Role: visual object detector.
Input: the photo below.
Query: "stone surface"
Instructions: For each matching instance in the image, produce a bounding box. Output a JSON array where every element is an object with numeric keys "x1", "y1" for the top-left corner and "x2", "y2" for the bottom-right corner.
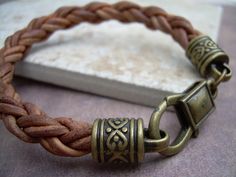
[{"x1": 0, "y1": 0, "x2": 223, "y2": 106}]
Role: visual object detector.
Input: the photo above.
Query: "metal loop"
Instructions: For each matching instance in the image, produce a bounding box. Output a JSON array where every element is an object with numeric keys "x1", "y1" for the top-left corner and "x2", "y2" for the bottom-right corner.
[
  {"x1": 144, "y1": 129, "x2": 170, "y2": 153},
  {"x1": 148, "y1": 93, "x2": 193, "y2": 156},
  {"x1": 159, "y1": 127, "x2": 193, "y2": 156},
  {"x1": 210, "y1": 63, "x2": 232, "y2": 83},
  {"x1": 207, "y1": 63, "x2": 232, "y2": 94},
  {"x1": 213, "y1": 68, "x2": 227, "y2": 88},
  {"x1": 206, "y1": 79, "x2": 218, "y2": 99},
  {"x1": 147, "y1": 80, "x2": 216, "y2": 156},
  {"x1": 148, "y1": 94, "x2": 184, "y2": 139}
]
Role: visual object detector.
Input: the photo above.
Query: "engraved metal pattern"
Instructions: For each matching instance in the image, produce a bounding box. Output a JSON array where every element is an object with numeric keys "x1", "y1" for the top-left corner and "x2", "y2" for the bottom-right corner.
[
  {"x1": 92, "y1": 118, "x2": 144, "y2": 163},
  {"x1": 175, "y1": 81, "x2": 215, "y2": 136},
  {"x1": 186, "y1": 35, "x2": 229, "y2": 77}
]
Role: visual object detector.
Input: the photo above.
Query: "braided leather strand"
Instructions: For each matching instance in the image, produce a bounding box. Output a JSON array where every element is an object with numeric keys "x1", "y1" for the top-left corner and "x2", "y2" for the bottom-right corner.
[{"x1": 0, "y1": 1, "x2": 200, "y2": 157}]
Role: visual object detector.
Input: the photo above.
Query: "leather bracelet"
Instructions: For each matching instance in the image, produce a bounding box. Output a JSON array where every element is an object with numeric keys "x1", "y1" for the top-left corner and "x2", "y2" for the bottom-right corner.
[{"x1": 0, "y1": 1, "x2": 232, "y2": 164}]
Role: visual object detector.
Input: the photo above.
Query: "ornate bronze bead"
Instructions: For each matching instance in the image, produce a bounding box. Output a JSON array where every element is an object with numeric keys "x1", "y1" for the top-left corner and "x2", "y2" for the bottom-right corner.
[
  {"x1": 186, "y1": 35, "x2": 229, "y2": 77},
  {"x1": 91, "y1": 118, "x2": 144, "y2": 163}
]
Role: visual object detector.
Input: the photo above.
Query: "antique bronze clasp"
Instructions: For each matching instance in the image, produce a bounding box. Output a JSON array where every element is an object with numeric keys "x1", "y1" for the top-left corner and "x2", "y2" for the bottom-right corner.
[
  {"x1": 148, "y1": 80, "x2": 216, "y2": 156},
  {"x1": 90, "y1": 35, "x2": 232, "y2": 163},
  {"x1": 175, "y1": 80, "x2": 215, "y2": 136},
  {"x1": 91, "y1": 81, "x2": 217, "y2": 162}
]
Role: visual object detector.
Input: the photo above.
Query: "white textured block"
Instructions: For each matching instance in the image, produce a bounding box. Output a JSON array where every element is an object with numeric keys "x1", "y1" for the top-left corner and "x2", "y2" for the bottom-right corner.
[{"x1": 0, "y1": 0, "x2": 222, "y2": 106}]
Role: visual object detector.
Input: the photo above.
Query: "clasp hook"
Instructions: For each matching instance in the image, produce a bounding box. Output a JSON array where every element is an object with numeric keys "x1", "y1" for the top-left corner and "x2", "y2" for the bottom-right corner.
[{"x1": 147, "y1": 80, "x2": 216, "y2": 156}]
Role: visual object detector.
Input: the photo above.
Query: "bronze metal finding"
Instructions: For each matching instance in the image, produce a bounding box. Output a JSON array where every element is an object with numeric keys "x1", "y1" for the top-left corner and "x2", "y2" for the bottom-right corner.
[
  {"x1": 91, "y1": 35, "x2": 232, "y2": 163},
  {"x1": 91, "y1": 118, "x2": 144, "y2": 163},
  {"x1": 186, "y1": 35, "x2": 229, "y2": 77},
  {"x1": 148, "y1": 80, "x2": 215, "y2": 156}
]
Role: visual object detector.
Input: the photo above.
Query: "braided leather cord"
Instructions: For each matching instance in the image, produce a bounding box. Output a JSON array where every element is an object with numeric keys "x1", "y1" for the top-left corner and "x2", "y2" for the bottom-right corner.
[{"x1": 0, "y1": 1, "x2": 200, "y2": 157}]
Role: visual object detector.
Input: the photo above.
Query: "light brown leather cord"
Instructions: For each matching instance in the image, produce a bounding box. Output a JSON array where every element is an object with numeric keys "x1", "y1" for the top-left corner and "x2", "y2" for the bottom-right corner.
[{"x1": 0, "y1": 1, "x2": 200, "y2": 157}]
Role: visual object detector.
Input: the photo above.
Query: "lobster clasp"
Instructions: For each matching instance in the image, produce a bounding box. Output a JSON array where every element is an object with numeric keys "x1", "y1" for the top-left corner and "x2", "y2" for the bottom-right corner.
[
  {"x1": 175, "y1": 80, "x2": 215, "y2": 137},
  {"x1": 147, "y1": 80, "x2": 215, "y2": 156}
]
